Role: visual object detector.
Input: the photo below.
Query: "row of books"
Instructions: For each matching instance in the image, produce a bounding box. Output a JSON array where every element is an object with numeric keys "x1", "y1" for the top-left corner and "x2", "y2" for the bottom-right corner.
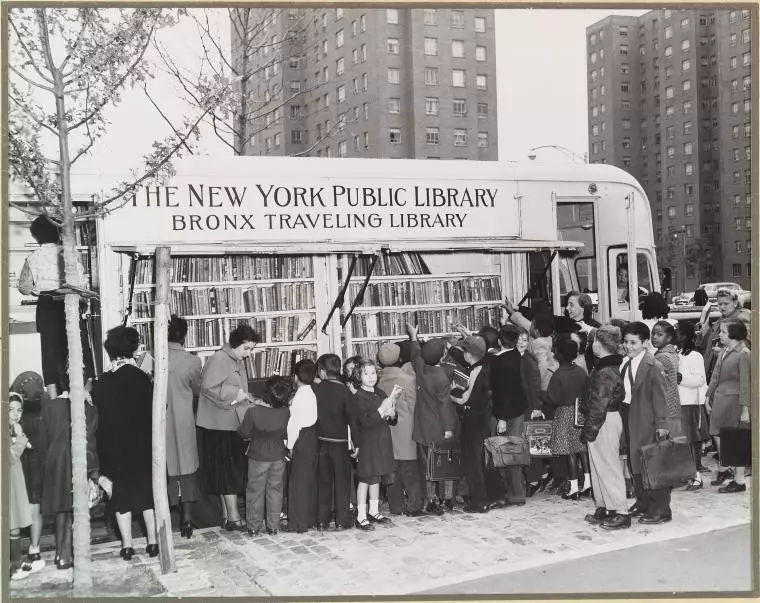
[
  {"x1": 133, "y1": 255, "x2": 314, "y2": 284},
  {"x1": 131, "y1": 283, "x2": 316, "y2": 318},
  {"x1": 242, "y1": 348, "x2": 318, "y2": 379},
  {"x1": 351, "y1": 253, "x2": 430, "y2": 276},
  {"x1": 348, "y1": 276, "x2": 501, "y2": 307},
  {"x1": 350, "y1": 306, "x2": 501, "y2": 338}
]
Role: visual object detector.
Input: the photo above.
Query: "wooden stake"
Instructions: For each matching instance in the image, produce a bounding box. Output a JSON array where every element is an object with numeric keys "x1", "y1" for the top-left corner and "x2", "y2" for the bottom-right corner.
[{"x1": 151, "y1": 246, "x2": 176, "y2": 573}]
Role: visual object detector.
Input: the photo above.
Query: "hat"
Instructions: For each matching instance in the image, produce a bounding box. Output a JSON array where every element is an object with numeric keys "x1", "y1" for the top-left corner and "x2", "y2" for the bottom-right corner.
[
  {"x1": 461, "y1": 335, "x2": 487, "y2": 360},
  {"x1": 10, "y1": 371, "x2": 46, "y2": 414},
  {"x1": 421, "y1": 338, "x2": 447, "y2": 365},
  {"x1": 377, "y1": 343, "x2": 401, "y2": 367},
  {"x1": 396, "y1": 340, "x2": 413, "y2": 365}
]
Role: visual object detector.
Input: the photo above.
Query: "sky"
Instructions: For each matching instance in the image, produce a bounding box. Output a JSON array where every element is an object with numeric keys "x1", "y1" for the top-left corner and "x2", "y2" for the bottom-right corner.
[{"x1": 73, "y1": 7, "x2": 649, "y2": 179}]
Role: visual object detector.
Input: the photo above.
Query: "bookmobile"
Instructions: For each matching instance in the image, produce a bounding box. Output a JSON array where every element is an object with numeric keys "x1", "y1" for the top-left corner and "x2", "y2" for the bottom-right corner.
[{"x1": 86, "y1": 156, "x2": 660, "y2": 379}]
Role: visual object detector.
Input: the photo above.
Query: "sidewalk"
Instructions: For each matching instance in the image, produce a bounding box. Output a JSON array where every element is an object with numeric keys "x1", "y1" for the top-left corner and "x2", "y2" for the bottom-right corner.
[{"x1": 10, "y1": 473, "x2": 752, "y2": 599}]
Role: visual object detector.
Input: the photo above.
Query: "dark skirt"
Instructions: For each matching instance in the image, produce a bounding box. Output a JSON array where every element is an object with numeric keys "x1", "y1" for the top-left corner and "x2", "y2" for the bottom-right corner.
[
  {"x1": 199, "y1": 428, "x2": 247, "y2": 495},
  {"x1": 549, "y1": 406, "x2": 585, "y2": 456},
  {"x1": 167, "y1": 471, "x2": 200, "y2": 506},
  {"x1": 112, "y1": 475, "x2": 154, "y2": 515},
  {"x1": 681, "y1": 405, "x2": 710, "y2": 443}
]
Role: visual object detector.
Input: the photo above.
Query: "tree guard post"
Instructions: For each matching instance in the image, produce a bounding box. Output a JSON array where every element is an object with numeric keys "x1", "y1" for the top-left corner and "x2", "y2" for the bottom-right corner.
[{"x1": 151, "y1": 246, "x2": 176, "y2": 573}]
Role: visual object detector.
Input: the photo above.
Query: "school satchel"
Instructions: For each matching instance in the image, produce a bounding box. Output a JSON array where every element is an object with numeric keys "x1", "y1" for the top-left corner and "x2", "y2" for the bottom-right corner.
[
  {"x1": 523, "y1": 420, "x2": 554, "y2": 457},
  {"x1": 719, "y1": 426, "x2": 752, "y2": 467},
  {"x1": 426, "y1": 443, "x2": 464, "y2": 481},
  {"x1": 483, "y1": 435, "x2": 530, "y2": 468},
  {"x1": 640, "y1": 436, "x2": 694, "y2": 490}
]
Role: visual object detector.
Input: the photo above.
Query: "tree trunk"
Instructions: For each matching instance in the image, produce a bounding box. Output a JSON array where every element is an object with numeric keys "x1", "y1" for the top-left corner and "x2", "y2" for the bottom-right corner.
[{"x1": 151, "y1": 246, "x2": 176, "y2": 573}]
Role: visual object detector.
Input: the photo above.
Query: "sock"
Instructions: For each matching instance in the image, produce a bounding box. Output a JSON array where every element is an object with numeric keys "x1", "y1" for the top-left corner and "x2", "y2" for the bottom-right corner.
[
  {"x1": 357, "y1": 503, "x2": 367, "y2": 521},
  {"x1": 567, "y1": 479, "x2": 579, "y2": 494},
  {"x1": 734, "y1": 468, "x2": 746, "y2": 485},
  {"x1": 28, "y1": 545, "x2": 40, "y2": 555},
  {"x1": 582, "y1": 473, "x2": 591, "y2": 490},
  {"x1": 369, "y1": 498, "x2": 380, "y2": 516}
]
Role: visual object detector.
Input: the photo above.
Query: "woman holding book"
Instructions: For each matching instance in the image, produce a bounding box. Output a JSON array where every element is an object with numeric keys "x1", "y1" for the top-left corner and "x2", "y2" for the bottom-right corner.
[{"x1": 196, "y1": 324, "x2": 258, "y2": 531}]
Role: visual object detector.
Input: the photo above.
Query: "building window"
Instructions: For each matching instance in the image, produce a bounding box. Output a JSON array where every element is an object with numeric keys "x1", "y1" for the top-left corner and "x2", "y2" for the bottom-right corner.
[
  {"x1": 425, "y1": 97, "x2": 439, "y2": 115},
  {"x1": 424, "y1": 9, "x2": 437, "y2": 26},
  {"x1": 389, "y1": 127, "x2": 401, "y2": 144},
  {"x1": 622, "y1": 137, "x2": 631, "y2": 149},
  {"x1": 590, "y1": 69, "x2": 598, "y2": 82},
  {"x1": 452, "y1": 69, "x2": 466, "y2": 87},
  {"x1": 336, "y1": 57, "x2": 345, "y2": 75},
  {"x1": 665, "y1": 85, "x2": 674, "y2": 99},
  {"x1": 685, "y1": 203, "x2": 694, "y2": 217},
  {"x1": 425, "y1": 37, "x2": 438, "y2": 55},
  {"x1": 351, "y1": 20, "x2": 357, "y2": 36},
  {"x1": 360, "y1": 44, "x2": 367, "y2": 62},
  {"x1": 361, "y1": 73, "x2": 368, "y2": 91},
  {"x1": 475, "y1": 16, "x2": 486, "y2": 32},
  {"x1": 360, "y1": 14, "x2": 366, "y2": 32},
  {"x1": 667, "y1": 146, "x2": 675, "y2": 158},
  {"x1": 424, "y1": 67, "x2": 439, "y2": 86},
  {"x1": 352, "y1": 49, "x2": 358, "y2": 65},
  {"x1": 745, "y1": 122, "x2": 752, "y2": 137},
  {"x1": 744, "y1": 52, "x2": 752, "y2": 66},
  {"x1": 733, "y1": 102, "x2": 740, "y2": 115},
  {"x1": 744, "y1": 99, "x2": 751, "y2": 113},
  {"x1": 477, "y1": 102, "x2": 488, "y2": 117},
  {"x1": 273, "y1": 133, "x2": 281, "y2": 148},
  {"x1": 747, "y1": 218, "x2": 752, "y2": 231},
  {"x1": 336, "y1": 29, "x2": 344, "y2": 48},
  {"x1": 622, "y1": 157, "x2": 631, "y2": 167},
  {"x1": 453, "y1": 98, "x2": 467, "y2": 116},
  {"x1": 743, "y1": 76, "x2": 751, "y2": 90},
  {"x1": 335, "y1": 7, "x2": 343, "y2": 20},
  {"x1": 453, "y1": 128, "x2": 467, "y2": 146},
  {"x1": 664, "y1": 25, "x2": 672, "y2": 39},
  {"x1": 746, "y1": 146, "x2": 752, "y2": 161},
  {"x1": 620, "y1": 44, "x2": 629, "y2": 56},
  {"x1": 743, "y1": 28, "x2": 751, "y2": 44},
  {"x1": 426, "y1": 127, "x2": 439, "y2": 145},
  {"x1": 352, "y1": 78, "x2": 358, "y2": 94},
  {"x1": 683, "y1": 142, "x2": 693, "y2": 155},
  {"x1": 590, "y1": 33, "x2": 597, "y2": 45},
  {"x1": 451, "y1": 10, "x2": 465, "y2": 28},
  {"x1": 620, "y1": 101, "x2": 629, "y2": 111},
  {"x1": 388, "y1": 97, "x2": 400, "y2": 114},
  {"x1": 667, "y1": 206, "x2": 676, "y2": 218},
  {"x1": 592, "y1": 125, "x2": 599, "y2": 136},
  {"x1": 452, "y1": 40, "x2": 465, "y2": 58},
  {"x1": 731, "y1": 56, "x2": 738, "y2": 69},
  {"x1": 684, "y1": 184, "x2": 694, "y2": 196},
  {"x1": 476, "y1": 74, "x2": 487, "y2": 90},
  {"x1": 386, "y1": 9, "x2": 399, "y2": 24},
  {"x1": 667, "y1": 165, "x2": 675, "y2": 178},
  {"x1": 620, "y1": 63, "x2": 630, "y2": 74},
  {"x1": 736, "y1": 218, "x2": 743, "y2": 231},
  {"x1": 291, "y1": 130, "x2": 302, "y2": 144},
  {"x1": 363, "y1": 132, "x2": 369, "y2": 149},
  {"x1": 363, "y1": 103, "x2": 369, "y2": 120},
  {"x1": 683, "y1": 120, "x2": 692, "y2": 134},
  {"x1": 683, "y1": 100, "x2": 692, "y2": 114},
  {"x1": 388, "y1": 68, "x2": 400, "y2": 84},
  {"x1": 591, "y1": 51, "x2": 597, "y2": 64},
  {"x1": 387, "y1": 38, "x2": 399, "y2": 54},
  {"x1": 622, "y1": 118, "x2": 631, "y2": 130},
  {"x1": 681, "y1": 58, "x2": 691, "y2": 72},
  {"x1": 478, "y1": 132, "x2": 489, "y2": 148},
  {"x1": 621, "y1": 82, "x2": 630, "y2": 93},
  {"x1": 665, "y1": 45, "x2": 672, "y2": 57},
  {"x1": 619, "y1": 25, "x2": 629, "y2": 36},
  {"x1": 732, "y1": 264, "x2": 742, "y2": 277},
  {"x1": 338, "y1": 140, "x2": 347, "y2": 158},
  {"x1": 666, "y1": 186, "x2": 675, "y2": 199},
  {"x1": 685, "y1": 163, "x2": 694, "y2": 175},
  {"x1": 337, "y1": 84, "x2": 346, "y2": 103},
  {"x1": 592, "y1": 106, "x2": 598, "y2": 118},
  {"x1": 476, "y1": 45, "x2": 487, "y2": 62},
  {"x1": 682, "y1": 79, "x2": 691, "y2": 92},
  {"x1": 322, "y1": 67, "x2": 329, "y2": 83},
  {"x1": 681, "y1": 39, "x2": 690, "y2": 51}
]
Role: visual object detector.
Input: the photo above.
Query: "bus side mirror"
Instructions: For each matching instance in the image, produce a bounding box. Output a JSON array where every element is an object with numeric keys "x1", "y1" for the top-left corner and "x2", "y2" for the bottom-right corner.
[{"x1": 661, "y1": 267, "x2": 672, "y2": 291}]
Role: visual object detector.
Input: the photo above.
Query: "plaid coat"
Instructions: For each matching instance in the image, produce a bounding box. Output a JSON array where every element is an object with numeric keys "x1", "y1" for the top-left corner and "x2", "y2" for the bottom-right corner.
[{"x1": 653, "y1": 345, "x2": 682, "y2": 436}]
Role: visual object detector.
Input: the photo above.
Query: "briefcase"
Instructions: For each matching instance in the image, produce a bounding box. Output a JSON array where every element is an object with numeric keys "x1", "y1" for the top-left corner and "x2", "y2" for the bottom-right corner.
[
  {"x1": 719, "y1": 426, "x2": 752, "y2": 467},
  {"x1": 426, "y1": 444, "x2": 464, "y2": 481},
  {"x1": 523, "y1": 420, "x2": 554, "y2": 457},
  {"x1": 483, "y1": 435, "x2": 530, "y2": 468},
  {"x1": 640, "y1": 436, "x2": 694, "y2": 490}
]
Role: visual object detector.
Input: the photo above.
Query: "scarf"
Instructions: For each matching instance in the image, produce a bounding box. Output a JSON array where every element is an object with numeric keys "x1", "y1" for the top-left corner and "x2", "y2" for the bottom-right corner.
[{"x1": 107, "y1": 357, "x2": 137, "y2": 373}]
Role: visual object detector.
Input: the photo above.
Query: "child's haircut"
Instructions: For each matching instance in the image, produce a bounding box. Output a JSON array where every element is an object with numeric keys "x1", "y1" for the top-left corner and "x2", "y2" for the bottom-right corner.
[
  {"x1": 594, "y1": 325, "x2": 622, "y2": 355},
  {"x1": 9, "y1": 392, "x2": 23, "y2": 408},
  {"x1": 623, "y1": 321, "x2": 651, "y2": 342},
  {"x1": 726, "y1": 319, "x2": 748, "y2": 341},
  {"x1": 267, "y1": 376, "x2": 293, "y2": 408},
  {"x1": 555, "y1": 335, "x2": 579, "y2": 365},
  {"x1": 343, "y1": 355, "x2": 362, "y2": 385},
  {"x1": 294, "y1": 359, "x2": 317, "y2": 385},
  {"x1": 478, "y1": 325, "x2": 500, "y2": 351},
  {"x1": 653, "y1": 320, "x2": 676, "y2": 342},
  {"x1": 317, "y1": 353, "x2": 342, "y2": 378},
  {"x1": 499, "y1": 324, "x2": 521, "y2": 349},
  {"x1": 532, "y1": 313, "x2": 555, "y2": 337},
  {"x1": 351, "y1": 359, "x2": 377, "y2": 387}
]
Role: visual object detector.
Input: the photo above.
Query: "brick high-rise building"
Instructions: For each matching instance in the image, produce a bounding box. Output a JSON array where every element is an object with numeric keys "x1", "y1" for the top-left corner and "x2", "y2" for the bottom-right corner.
[
  {"x1": 232, "y1": 7, "x2": 498, "y2": 161},
  {"x1": 586, "y1": 9, "x2": 752, "y2": 292}
]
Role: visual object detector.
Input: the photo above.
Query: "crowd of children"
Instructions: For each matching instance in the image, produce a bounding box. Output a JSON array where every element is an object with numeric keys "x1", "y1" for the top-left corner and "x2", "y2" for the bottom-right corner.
[{"x1": 8, "y1": 287, "x2": 751, "y2": 577}]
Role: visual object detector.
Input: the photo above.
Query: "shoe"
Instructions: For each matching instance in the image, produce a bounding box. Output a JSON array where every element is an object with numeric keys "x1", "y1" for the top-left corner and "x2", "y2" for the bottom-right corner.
[
  {"x1": 120, "y1": 547, "x2": 135, "y2": 561},
  {"x1": 367, "y1": 513, "x2": 391, "y2": 524},
  {"x1": 601, "y1": 514, "x2": 631, "y2": 530},
  {"x1": 585, "y1": 507, "x2": 613, "y2": 525},
  {"x1": 527, "y1": 483, "x2": 540, "y2": 497},
  {"x1": 685, "y1": 478, "x2": 703, "y2": 491},
  {"x1": 627, "y1": 504, "x2": 646, "y2": 518},
  {"x1": 487, "y1": 499, "x2": 507, "y2": 510},
  {"x1": 180, "y1": 520, "x2": 194, "y2": 539},
  {"x1": 247, "y1": 528, "x2": 261, "y2": 537},
  {"x1": 546, "y1": 478, "x2": 562, "y2": 493},
  {"x1": 561, "y1": 491, "x2": 581, "y2": 501},
  {"x1": 442, "y1": 499, "x2": 454, "y2": 511},
  {"x1": 711, "y1": 469, "x2": 734, "y2": 486},
  {"x1": 718, "y1": 480, "x2": 747, "y2": 494},
  {"x1": 354, "y1": 518, "x2": 374, "y2": 531},
  {"x1": 537, "y1": 475, "x2": 552, "y2": 493},
  {"x1": 146, "y1": 544, "x2": 159, "y2": 558},
  {"x1": 463, "y1": 504, "x2": 488, "y2": 514},
  {"x1": 505, "y1": 500, "x2": 526, "y2": 507},
  {"x1": 404, "y1": 509, "x2": 426, "y2": 517},
  {"x1": 266, "y1": 528, "x2": 279, "y2": 536},
  {"x1": 697, "y1": 464, "x2": 711, "y2": 473},
  {"x1": 316, "y1": 523, "x2": 328, "y2": 531},
  {"x1": 638, "y1": 513, "x2": 672, "y2": 525},
  {"x1": 580, "y1": 487, "x2": 592, "y2": 498},
  {"x1": 425, "y1": 502, "x2": 445, "y2": 516},
  {"x1": 26, "y1": 553, "x2": 44, "y2": 573},
  {"x1": 10, "y1": 565, "x2": 32, "y2": 581},
  {"x1": 223, "y1": 519, "x2": 246, "y2": 532},
  {"x1": 56, "y1": 558, "x2": 74, "y2": 570}
]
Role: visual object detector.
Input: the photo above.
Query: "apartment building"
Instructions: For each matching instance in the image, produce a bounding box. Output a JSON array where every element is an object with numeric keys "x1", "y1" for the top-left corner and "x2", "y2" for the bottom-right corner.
[
  {"x1": 232, "y1": 7, "x2": 498, "y2": 161},
  {"x1": 587, "y1": 9, "x2": 752, "y2": 291}
]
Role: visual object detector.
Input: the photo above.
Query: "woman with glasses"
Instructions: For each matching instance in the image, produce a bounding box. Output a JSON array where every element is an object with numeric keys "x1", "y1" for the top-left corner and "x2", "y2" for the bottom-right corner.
[{"x1": 196, "y1": 324, "x2": 258, "y2": 531}]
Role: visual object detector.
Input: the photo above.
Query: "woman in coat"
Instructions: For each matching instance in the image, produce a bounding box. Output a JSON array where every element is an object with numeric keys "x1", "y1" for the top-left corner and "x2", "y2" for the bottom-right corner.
[
  {"x1": 166, "y1": 315, "x2": 203, "y2": 538},
  {"x1": 706, "y1": 320, "x2": 751, "y2": 494},
  {"x1": 196, "y1": 324, "x2": 258, "y2": 531},
  {"x1": 38, "y1": 373, "x2": 99, "y2": 569},
  {"x1": 620, "y1": 322, "x2": 671, "y2": 525},
  {"x1": 696, "y1": 288, "x2": 751, "y2": 381},
  {"x1": 94, "y1": 326, "x2": 156, "y2": 561}
]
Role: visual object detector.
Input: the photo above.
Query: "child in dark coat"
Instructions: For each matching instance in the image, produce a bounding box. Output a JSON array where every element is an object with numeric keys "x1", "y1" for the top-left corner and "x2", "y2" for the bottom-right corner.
[{"x1": 352, "y1": 359, "x2": 398, "y2": 530}]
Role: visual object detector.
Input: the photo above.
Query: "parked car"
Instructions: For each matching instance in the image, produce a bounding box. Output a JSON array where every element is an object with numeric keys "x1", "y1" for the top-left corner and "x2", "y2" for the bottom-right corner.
[
  {"x1": 698, "y1": 282, "x2": 742, "y2": 302},
  {"x1": 672, "y1": 292, "x2": 695, "y2": 306}
]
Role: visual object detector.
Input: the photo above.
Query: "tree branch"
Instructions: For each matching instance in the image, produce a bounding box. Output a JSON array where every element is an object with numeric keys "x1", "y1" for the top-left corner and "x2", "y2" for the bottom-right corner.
[
  {"x1": 9, "y1": 64, "x2": 55, "y2": 92},
  {"x1": 142, "y1": 84, "x2": 194, "y2": 154},
  {"x1": 8, "y1": 15, "x2": 55, "y2": 84},
  {"x1": 9, "y1": 94, "x2": 60, "y2": 137}
]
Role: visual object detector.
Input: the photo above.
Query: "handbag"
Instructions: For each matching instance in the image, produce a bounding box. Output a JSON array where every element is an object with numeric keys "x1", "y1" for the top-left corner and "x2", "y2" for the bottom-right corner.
[
  {"x1": 483, "y1": 435, "x2": 530, "y2": 468},
  {"x1": 523, "y1": 420, "x2": 554, "y2": 457},
  {"x1": 719, "y1": 426, "x2": 752, "y2": 467},
  {"x1": 640, "y1": 435, "x2": 694, "y2": 490},
  {"x1": 426, "y1": 443, "x2": 464, "y2": 481}
]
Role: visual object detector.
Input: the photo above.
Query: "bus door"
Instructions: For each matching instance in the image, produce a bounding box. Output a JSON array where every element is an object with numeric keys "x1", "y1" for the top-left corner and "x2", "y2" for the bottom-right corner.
[{"x1": 607, "y1": 247, "x2": 657, "y2": 320}]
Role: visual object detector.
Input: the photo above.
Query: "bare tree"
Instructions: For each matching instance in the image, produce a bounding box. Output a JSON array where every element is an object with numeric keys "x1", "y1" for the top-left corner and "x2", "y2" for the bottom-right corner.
[{"x1": 8, "y1": 7, "x2": 228, "y2": 590}]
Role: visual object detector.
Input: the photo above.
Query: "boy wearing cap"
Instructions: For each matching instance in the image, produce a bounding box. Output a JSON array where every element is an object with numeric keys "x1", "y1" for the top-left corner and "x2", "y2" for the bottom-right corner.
[
  {"x1": 407, "y1": 325, "x2": 458, "y2": 515},
  {"x1": 377, "y1": 343, "x2": 423, "y2": 516},
  {"x1": 451, "y1": 334, "x2": 491, "y2": 513}
]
